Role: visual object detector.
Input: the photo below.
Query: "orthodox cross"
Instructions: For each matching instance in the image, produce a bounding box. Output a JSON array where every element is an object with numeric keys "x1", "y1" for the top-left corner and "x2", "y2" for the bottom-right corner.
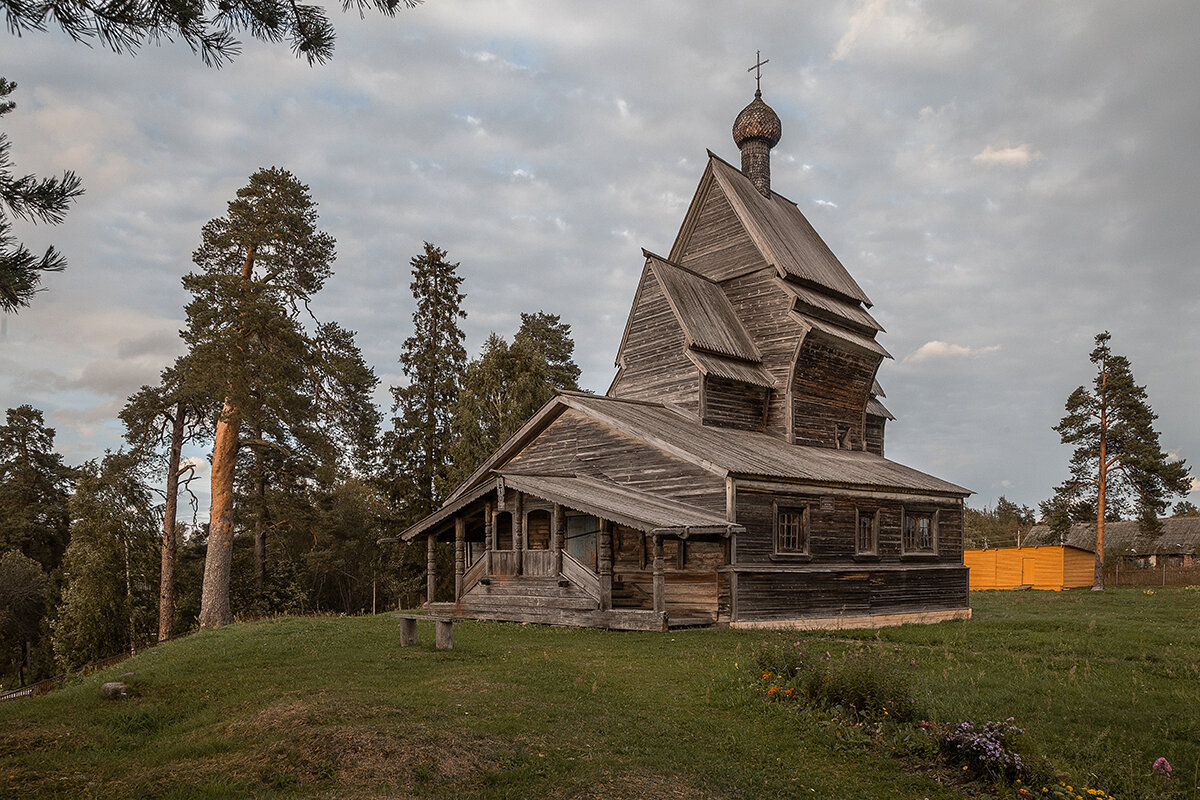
[{"x1": 747, "y1": 50, "x2": 769, "y2": 93}]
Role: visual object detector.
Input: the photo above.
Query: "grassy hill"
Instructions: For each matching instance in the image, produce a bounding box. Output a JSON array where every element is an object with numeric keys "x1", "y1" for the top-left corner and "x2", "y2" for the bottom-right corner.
[{"x1": 2, "y1": 588, "x2": 1198, "y2": 799}]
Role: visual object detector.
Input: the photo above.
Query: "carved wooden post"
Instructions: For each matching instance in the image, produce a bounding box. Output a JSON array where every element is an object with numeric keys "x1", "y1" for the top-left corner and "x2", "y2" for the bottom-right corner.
[
  {"x1": 426, "y1": 532, "x2": 437, "y2": 606},
  {"x1": 552, "y1": 503, "x2": 564, "y2": 574},
  {"x1": 484, "y1": 501, "x2": 494, "y2": 574},
  {"x1": 598, "y1": 519, "x2": 613, "y2": 611},
  {"x1": 652, "y1": 533, "x2": 665, "y2": 615},
  {"x1": 454, "y1": 516, "x2": 466, "y2": 601},
  {"x1": 514, "y1": 491, "x2": 525, "y2": 576}
]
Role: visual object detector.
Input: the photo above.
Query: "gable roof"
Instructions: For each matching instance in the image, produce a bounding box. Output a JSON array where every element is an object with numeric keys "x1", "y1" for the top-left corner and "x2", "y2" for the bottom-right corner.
[
  {"x1": 646, "y1": 252, "x2": 761, "y2": 362},
  {"x1": 1025, "y1": 517, "x2": 1200, "y2": 554},
  {"x1": 447, "y1": 391, "x2": 969, "y2": 506},
  {"x1": 704, "y1": 153, "x2": 872, "y2": 307}
]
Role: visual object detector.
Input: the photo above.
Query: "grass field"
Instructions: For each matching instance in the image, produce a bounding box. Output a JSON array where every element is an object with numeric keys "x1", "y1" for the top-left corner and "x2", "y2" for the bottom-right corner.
[{"x1": 1, "y1": 587, "x2": 1197, "y2": 799}]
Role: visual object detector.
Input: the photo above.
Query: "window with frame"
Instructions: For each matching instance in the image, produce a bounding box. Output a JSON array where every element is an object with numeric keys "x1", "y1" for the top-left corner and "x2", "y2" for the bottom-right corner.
[
  {"x1": 855, "y1": 508, "x2": 878, "y2": 555},
  {"x1": 775, "y1": 505, "x2": 809, "y2": 554},
  {"x1": 902, "y1": 509, "x2": 937, "y2": 554}
]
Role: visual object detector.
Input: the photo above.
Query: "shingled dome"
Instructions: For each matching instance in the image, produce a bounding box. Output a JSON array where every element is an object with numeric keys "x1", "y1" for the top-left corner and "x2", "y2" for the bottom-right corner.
[{"x1": 732, "y1": 90, "x2": 782, "y2": 148}]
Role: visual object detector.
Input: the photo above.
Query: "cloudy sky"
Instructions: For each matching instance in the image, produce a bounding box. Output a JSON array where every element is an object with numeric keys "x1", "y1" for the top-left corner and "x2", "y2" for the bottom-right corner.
[{"x1": 3, "y1": 0, "x2": 1198, "y2": 515}]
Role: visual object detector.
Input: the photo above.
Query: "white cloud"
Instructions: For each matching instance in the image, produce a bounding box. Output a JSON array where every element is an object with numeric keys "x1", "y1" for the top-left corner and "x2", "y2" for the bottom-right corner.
[
  {"x1": 903, "y1": 341, "x2": 1001, "y2": 364},
  {"x1": 972, "y1": 144, "x2": 1041, "y2": 167},
  {"x1": 814, "y1": 198, "x2": 839, "y2": 208}
]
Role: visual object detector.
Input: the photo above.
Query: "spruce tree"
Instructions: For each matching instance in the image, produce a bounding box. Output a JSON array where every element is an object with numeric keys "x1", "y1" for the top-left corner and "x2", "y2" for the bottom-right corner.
[
  {"x1": 181, "y1": 167, "x2": 379, "y2": 628},
  {"x1": 0, "y1": 405, "x2": 74, "y2": 572},
  {"x1": 447, "y1": 312, "x2": 581, "y2": 489},
  {"x1": 0, "y1": 79, "x2": 83, "y2": 313},
  {"x1": 386, "y1": 242, "x2": 467, "y2": 522},
  {"x1": 51, "y1": 451, "x2": 159, "y2": 669},
  {"x1": 1048, "y1": 332, "x2": 1190, "y2": 589}
]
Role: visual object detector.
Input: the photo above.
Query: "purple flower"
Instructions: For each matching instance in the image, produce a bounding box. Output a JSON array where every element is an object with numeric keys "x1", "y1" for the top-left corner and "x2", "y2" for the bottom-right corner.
[{"x1": 1154, "y1": 757, "x2": 1172, "y2": 776}]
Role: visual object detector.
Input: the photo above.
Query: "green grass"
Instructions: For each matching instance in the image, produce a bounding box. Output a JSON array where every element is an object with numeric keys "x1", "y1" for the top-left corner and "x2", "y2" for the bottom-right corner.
[{"x1": 1, "y1": 587, "x2": 1197, "y2": 799}]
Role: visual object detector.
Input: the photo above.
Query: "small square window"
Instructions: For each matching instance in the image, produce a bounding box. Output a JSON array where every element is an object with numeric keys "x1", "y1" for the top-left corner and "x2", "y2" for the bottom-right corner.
[
  {"x1": 775, "y1": 505, "x2": 809, "y2": 554},
  {"x1": 856, "y1": 508, "x2": 878, "y2": 554},
  {"x1": 903, "y1": 509, "x2": 938, "y2": 554}
]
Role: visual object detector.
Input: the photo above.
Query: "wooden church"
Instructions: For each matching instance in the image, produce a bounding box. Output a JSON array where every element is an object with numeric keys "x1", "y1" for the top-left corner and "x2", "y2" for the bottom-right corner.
[{"x1": 400, "y1": 83, "x2": 972, "y2": 631}]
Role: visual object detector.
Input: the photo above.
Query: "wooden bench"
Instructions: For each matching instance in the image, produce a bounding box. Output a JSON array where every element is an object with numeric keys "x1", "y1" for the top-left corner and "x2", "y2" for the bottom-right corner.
[{"x1": 390, "y1": 613, "x2": 461, "y2": 650}]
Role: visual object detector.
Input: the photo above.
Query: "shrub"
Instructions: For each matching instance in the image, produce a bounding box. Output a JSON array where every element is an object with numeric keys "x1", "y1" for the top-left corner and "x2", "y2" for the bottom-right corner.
[
  {"x1": 941, "y1": 718, "x2": 1026, "y2": 780},
  {"x1": 753, "y1": 640, "x2": 918, "y2": 721}
]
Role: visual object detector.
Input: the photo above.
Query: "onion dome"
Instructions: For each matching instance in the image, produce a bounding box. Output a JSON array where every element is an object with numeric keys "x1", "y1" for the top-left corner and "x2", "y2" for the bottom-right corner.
[{"x1": 732, "y1": 90, "x2": 782, "y2": 149}]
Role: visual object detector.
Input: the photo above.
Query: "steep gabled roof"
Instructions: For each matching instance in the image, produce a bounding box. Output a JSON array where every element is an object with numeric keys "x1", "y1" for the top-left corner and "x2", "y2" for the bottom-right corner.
[
  {"x1": 446, "y1": 392, "x2": 968, "y2": 507},
  {"x1": 704, "y1": 153, "x2": 872, "y2": 307},
  {"x1": 646, "y1": 252, "x2": 760, "y2": 361}
]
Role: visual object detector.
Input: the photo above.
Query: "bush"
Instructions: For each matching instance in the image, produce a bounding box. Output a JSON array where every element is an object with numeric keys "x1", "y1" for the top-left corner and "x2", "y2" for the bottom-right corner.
[
  {"x1": 941, "y1": 718, "x2": 1026, "y2": 780},
  {"x1": 753, "y1": 640, "x2": 919, "y2": 721}
]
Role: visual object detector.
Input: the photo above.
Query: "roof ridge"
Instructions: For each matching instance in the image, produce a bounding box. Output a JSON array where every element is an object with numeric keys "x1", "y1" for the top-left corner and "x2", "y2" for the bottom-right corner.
[{"x1": 642, "y1": 249, "x2": 718, "y2": 284}]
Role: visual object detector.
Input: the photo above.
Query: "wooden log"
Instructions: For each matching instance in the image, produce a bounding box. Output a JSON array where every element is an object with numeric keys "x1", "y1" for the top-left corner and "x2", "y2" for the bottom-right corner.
[
  {"x1": 552, "y1": 503, "x2": 564, "y2": 575},
  {"x1": 398, "y1": 617, "x2": 418, "y2": 646},
  {"x1": 652, "y1": 534, "x2": 665, "y2": 614},
  {"x1": 454, "y1": 516, "x2": 466, "y2": 601},
  {"x1": 599, "y1": 519, "x2": 613, "y2": 611},
  {"x1": 100, "y1": 682, "x2": 128, "y2": 699},
  {"x1": 426, "y1": 533, "x2": 436, "y2": 606},
  {"x1": 515, "y1": 491, "x2": 524, "y2": 576},
  {"x1": 435, "y1": 619, "x2": 454, "y2": 650}
]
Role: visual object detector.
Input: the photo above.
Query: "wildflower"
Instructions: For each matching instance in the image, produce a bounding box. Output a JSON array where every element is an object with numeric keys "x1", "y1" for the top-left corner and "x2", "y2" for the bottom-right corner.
[{"x1": 1153, "y1": 757, "x2": 1172, "y2": 776}]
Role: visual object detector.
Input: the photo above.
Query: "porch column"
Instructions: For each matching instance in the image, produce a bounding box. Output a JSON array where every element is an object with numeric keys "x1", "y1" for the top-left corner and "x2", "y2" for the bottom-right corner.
[
  {"x1": 454, "y1": 516, "x2": 466, "y2": 601},
  {"x1": 598, "y1": 520, "x2": 613, "y2": 611},
  {"x1": 552, "y1": 503, "x2": 564, "y2": 574},
  {"x1": 426, "y1": 532, "x2": 437, "y2": 606},
  {"x1": 652, "y1": 533, "x2": 665, "y2": 615},
  {"x1": 514, "y1": 491, "x2": 525, "y2": 576},
  {"x1": 485, "y1": 501, "x2": 494, "y2": 575}
]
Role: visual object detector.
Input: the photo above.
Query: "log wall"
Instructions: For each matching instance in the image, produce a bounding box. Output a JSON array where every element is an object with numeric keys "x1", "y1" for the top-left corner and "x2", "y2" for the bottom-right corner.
[
  {"x1": 677, "y1": 180, "x2": 768, "y2": 282},
  {"x1": 865, "y1": 415, "x2": 886, "y2": 457},
  {"x1": 702, "y1": 375, "x2": 767, "y2": 431},
  {"x1": 610, "y1": 266, "x2": 700, "y2": 412},
  {"x1": 791, "y1": 334, "x2": 881, "y2": 449}
]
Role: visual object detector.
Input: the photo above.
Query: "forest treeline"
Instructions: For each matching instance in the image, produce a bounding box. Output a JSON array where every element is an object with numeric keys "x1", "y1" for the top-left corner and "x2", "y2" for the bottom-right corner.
[{"x1": 0, "y1": 168, "x2": 581, "y2": 688}]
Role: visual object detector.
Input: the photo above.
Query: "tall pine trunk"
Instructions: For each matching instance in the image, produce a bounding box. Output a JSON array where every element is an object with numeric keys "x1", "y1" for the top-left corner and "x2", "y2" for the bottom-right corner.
[
  {"x1": 252, "y1": 427, "x2": 266, "y2": 590},
  {"x1": 1093, "y1": 359, "x2": 1108, "y2": 591},
  {"x1": 158, "y1": 404, "x2": 184, "y2": 641},
  {"x1": 199, "y1": 401, "x2": 240, "y2": 628}
]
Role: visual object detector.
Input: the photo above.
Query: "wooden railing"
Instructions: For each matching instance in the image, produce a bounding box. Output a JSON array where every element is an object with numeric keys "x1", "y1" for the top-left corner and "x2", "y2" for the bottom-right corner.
[
  {"x1": 523, "y1": 550, "x2": 556, "y2": 577},
  {"x1": 561, "y1": 552, "x2": 600, "y2": 601},
  {"x1": 461, "y1": 553, "x2": 489, "y2": 594}
]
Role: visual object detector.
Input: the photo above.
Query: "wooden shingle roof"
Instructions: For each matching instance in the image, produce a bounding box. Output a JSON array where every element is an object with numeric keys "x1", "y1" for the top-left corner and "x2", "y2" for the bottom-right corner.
[
  {"x1": 708, "y1": 154, "x2": 872, "y2": 306},
  {"x1": 646, "y1": 252, "x2": 761, "y2": 362},
  {"x1": 565, "y1": 393, "x2": 967, "y2": 494},
  {"x1": 501, "y1": 473, "x2": 743, "y2": 536}
]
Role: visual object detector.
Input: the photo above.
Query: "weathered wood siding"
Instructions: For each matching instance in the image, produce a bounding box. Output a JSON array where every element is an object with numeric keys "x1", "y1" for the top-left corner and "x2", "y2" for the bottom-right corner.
[
  {"x1": 734, "y1": 566, "x2": 968, "y2": 620},
  {"x1": 610, "y1": 266, "x2": 700, "y2": 412},
  {"x1": 730, "y1": 487, "x2": 968, "y2": 618},
  {"x1": 736, "y1": 489, "x2": 964, "y2": 565},
  {"x1": 865, "y1": 415, "x2": 886, "y2": 457},
  {"x1": 720, "y1": 267, "x2": 802, "y2": 439},
  {"x1": 791, "y1": 333, "x2": 881, "y2": 449},
  {"x1": 506, "y1": 408, "x2": 727, "y2": 515},
  {"x1": 676, "y1": 179, "x2": 769, "y2": 282},
  {"x1": 702, "y1": 375, "x2": 766, "y2": 431}
]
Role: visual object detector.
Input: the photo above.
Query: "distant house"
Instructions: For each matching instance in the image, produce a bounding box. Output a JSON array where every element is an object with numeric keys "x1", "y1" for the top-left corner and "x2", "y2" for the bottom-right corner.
[
  {"x1": 963, "y1": 545, "x2": 1094, "y2": 591},
  {"x1": 399, "y1": 88, "x2": 972, "y2": 631},
  {"x1": 1025, "y1": 518, "x2": 1200, "y2": 568}
]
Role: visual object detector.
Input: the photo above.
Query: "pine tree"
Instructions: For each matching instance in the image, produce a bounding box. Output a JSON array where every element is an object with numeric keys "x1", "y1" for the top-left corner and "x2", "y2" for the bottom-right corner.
[
  {"x1": 181, "y1": 167, "x2": 379, "y2": 628},
  {"x1": 0, "y1": 405, "x2": 74, "y2": 572},
  {"x1": 446, "y1": 312, "x2": 581, "y2": 489},
  {"x1": 1049, "y1": 332, "x2": 1190, "y2": 589},
  {"x1": 0, "y1": 79, "x2": 83, "y2": 313},
  {"x1": 386, "y1": 242, "x2": 467, "y2": 523},
  {"x1": 1, "y1": 0, "x2": 419, "y2": 67},
  {"x1": 120, "y1": 373, "x2": 212, "y2": 641}
]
